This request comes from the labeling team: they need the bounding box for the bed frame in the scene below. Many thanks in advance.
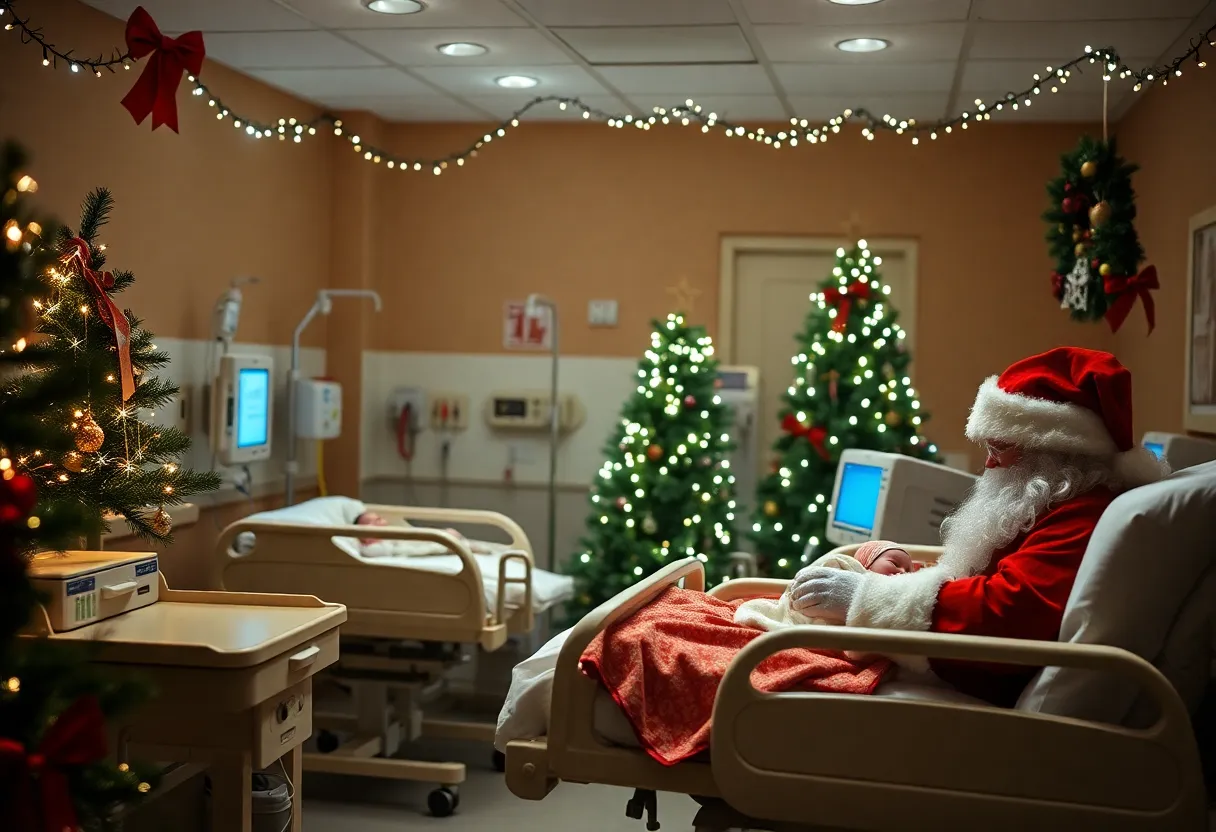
[213,503,537,815]
[505,556,1207,831]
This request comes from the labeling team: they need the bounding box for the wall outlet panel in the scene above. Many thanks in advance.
[588,299,619,327]
[389,387,428,432]
[430,392,469,431]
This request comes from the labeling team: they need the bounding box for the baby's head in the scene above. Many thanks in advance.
[355,510,388,545]
[855,540,914,575]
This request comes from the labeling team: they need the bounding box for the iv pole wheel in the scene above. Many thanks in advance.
[427,786,459,817]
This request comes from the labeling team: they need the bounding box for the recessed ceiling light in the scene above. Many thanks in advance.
[835,37,890,53]
[365,0,424,14]
[495,75,539,89]
[437,42,488,57]
[828,0,885,5]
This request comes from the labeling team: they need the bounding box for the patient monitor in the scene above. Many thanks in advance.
[826,449,977,546]
[1142,431,1216,471]
[212,354,273,465]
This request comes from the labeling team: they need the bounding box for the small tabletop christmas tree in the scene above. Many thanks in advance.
[564,314,739,619]
[749,242,941,579]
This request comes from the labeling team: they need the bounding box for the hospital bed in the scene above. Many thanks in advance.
[212,496,574,816]
[502,462,1216,831]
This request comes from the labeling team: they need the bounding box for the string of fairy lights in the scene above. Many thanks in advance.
[2,0,1214,173]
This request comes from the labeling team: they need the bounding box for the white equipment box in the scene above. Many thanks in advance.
[27,551,160,633]
[716,366,760,534]
[212,353,274,464]
[485,391,585,432]
[296,378,342,440]
[1142,431,1216,471]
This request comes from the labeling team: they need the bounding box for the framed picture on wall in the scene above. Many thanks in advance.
[1184,204,1216,434]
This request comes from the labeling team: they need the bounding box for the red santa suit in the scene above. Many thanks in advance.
[842,348,1165,704]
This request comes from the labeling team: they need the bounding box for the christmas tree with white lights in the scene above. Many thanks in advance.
[564,314,738,620]
[749,242,941,579]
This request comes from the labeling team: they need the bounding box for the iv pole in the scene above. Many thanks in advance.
[526,294,559,573]
[286,289,383,506]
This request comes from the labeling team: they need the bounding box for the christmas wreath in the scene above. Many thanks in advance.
[1044,136,1157,333]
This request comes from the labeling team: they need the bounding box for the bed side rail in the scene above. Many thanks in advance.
[363,504,534,556]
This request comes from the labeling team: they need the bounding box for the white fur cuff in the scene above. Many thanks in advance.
[846,568,951,673]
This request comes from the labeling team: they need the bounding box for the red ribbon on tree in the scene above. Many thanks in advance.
[120,6,205,133]
[821,281,872,332]
[1103,264,1159,334]
[0,696,108,832]
[782,413,830,461]
[61,237,135,401]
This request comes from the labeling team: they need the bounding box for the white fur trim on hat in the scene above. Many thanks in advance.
[964,376,1118,456]
[1113,445,1170,487]
[845,567,952,673]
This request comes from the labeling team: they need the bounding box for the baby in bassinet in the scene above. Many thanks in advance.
[735,540,914,631]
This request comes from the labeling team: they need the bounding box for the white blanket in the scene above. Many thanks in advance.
[733,552,867,631]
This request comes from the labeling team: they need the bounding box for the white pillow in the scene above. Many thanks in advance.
[1017,462,1216,724]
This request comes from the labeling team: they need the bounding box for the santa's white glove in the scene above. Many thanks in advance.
[788,567,862,624]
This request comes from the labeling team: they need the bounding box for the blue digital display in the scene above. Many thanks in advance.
[834,462,884,533]
[1144,441,1165,459]
[236,367,270,449]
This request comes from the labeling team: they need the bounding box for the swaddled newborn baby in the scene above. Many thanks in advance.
[735,541,913,631]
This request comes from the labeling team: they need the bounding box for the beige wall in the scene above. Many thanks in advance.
[1115,63,1216,438]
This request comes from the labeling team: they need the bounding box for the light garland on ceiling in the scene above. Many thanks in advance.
[2,0,1213,174]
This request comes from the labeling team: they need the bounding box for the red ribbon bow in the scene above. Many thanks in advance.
[0,696,108,832]
[120,6,205,133]
[1103,264,1158,334]
[822,281,872,332]
[782,413,830,461]
[62,237,135,401]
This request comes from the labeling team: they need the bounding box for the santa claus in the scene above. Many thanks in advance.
[789,346,1168,706]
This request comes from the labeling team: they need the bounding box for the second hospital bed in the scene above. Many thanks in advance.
[212,495,574,815]
[500,462,1216,831]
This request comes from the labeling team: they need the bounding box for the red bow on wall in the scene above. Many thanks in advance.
[120,6,206,132]
[822,281,872,332]
[781,413,830,461]
[61,237,136,401]
[1104,264,1158,334]
[0,696,108,832]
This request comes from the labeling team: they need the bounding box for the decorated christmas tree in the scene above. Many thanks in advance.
[0,152,218,830]
[564,313,739,619]
[748,242,941,579]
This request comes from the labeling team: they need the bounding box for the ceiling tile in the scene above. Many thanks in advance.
[410,64,607,96]
[754,22,967,63]
[464,94,627,120]
[515,0,737,26]
[342,28,569,66]
[598,65,774,95]
[974,0,1208,22]
[554,25,754,64]
[743,0,970,25]
[81,0,312,31]
[629,94,788,120]
[960,58,1158,95]
[956,90,1125,122]
[969,20,1193,60]
[787,93,949,122]
[246,67,431,100]
[280,0,527,28]
[203,31,384,69]
[775,62,956,94]
[314,94,490,122]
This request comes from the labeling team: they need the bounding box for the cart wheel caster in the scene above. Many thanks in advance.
[315,730,340,754]
[492,750,506,772]
[428,787,459,817]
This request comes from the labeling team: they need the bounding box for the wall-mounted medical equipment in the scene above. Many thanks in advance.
[27,551,160,632]
[1142,431,1216,471]
[295,378,342,440]
[212,353,274,465]
[715,365,760,531]
[826,449,977,547]
[485,391,585,433]
[212,275,261,345]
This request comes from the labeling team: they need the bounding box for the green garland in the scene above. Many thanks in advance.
[1043,136,1157,333]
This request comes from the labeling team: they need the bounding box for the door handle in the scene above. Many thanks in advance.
[101,581,138,599]
[288,645,321,673]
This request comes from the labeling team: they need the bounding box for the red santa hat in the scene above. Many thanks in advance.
[964,347,1166,486]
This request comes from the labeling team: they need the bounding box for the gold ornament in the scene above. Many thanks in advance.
[62,451,84,473]
[1072,229,1082,242]
[885,411,902,426]
[1088,200,1112,227]
[1098,263,1112,277]
[1080,160,1097,178]
[73,414,105,453]
[1074,242,1086,257]
[763,500,779,518]
[150,507,172,536]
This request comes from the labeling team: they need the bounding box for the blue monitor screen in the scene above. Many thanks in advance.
[236,367,270,449]
[1144,441,1165,459]
[834,462,884,533]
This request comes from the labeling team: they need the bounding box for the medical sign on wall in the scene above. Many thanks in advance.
[504,301,553,349]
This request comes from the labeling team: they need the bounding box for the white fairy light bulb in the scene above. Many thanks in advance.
[581,553,591,563]
[878,424,887,433]
[808,504,818,513]
[849,415,858,425]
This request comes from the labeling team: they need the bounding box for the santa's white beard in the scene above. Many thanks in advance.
[936,452,1116,578]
